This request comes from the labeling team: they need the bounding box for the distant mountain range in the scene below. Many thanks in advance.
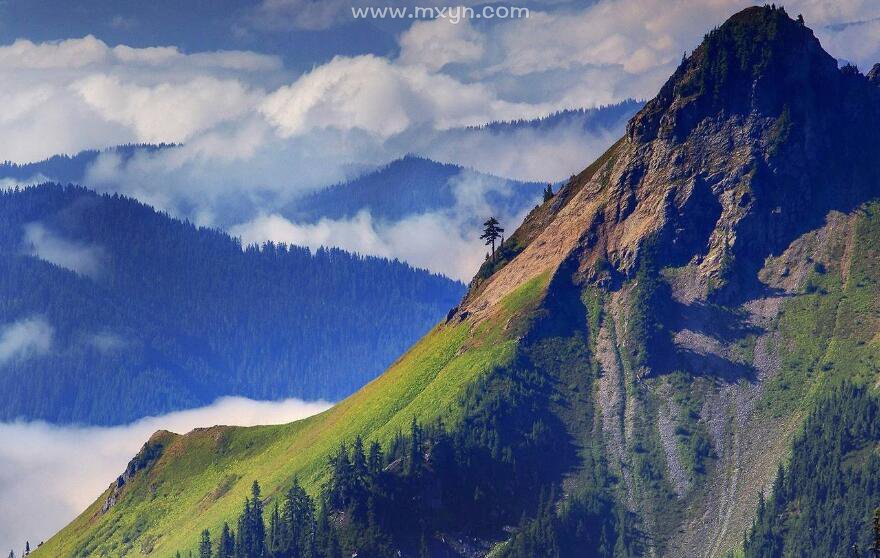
[285,155,545,223]
[0,183,463,425]
[462,100,642,134]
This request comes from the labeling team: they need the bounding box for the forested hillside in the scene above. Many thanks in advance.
[744,384,880,557]
[0,183,463,424]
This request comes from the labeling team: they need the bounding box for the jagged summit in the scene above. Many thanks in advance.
[629,5,837,143]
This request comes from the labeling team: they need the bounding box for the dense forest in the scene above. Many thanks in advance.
[743,384,880,557]
[0,183,463,424]
[181,409,626,558]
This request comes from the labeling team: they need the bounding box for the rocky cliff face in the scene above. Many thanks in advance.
[460,6,880,556]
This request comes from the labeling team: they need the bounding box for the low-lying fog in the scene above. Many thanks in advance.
[0,397,331,554]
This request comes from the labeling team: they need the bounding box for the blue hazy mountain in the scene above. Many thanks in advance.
[285,155,545,223]
[0,183,464,425]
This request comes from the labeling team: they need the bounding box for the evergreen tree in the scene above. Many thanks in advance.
[267,502,282,556]
[329,443,352,509]
[480,217,504,259]
[250,481,266,558]
[281,477,315,558]
[407,417,423,476]
[199,529,212,558]
[235,499,252,558]
[368,440,384,476]
[543,184,554,202]
[216,523,235,558]
[22,543,28,558]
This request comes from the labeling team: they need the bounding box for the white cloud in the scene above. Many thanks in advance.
[0,397,331,553]
[23,223,105,279]
[0,317,53,365]
[0,175,53,190]
[0,36,281,163]
[85,332,127,353]
[398,19,486,71]
[72,74,262,144]
[261,54,548,139]
[250,0,351,31]
[0,35,281,72]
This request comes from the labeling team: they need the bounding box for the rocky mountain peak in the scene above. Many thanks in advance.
[628,5,837,144]
[463,5,880,319]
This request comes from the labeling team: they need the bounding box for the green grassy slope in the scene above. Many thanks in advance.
[35,273,551,557]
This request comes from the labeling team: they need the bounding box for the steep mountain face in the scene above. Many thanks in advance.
[34,7,880,557]
[458,6,880,555]
[0,184,463,424]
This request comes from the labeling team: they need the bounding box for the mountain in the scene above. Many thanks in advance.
[0,144,171,185]
[284,155,544,223]
[32,6,880,557]
[0,183,464,424]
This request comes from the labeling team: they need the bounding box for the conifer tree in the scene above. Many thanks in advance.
[250,481,266,558]
[199,529,212,558]
[480,217,504,259]
[282,477,315,557]
[368,440,384,476]
[407,417,423,476]
[235,498,252,558]
[216,523,235,558]
[267,502,281,556]
[542,184,554,202]
[329,443,352,509]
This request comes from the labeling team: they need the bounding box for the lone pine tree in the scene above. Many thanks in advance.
[480,217,504,259]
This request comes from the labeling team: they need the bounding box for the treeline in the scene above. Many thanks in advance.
[0,184,463,424]
[184,415,626,558]
[743,383,880,557]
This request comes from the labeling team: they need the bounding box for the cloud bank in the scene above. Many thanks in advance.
[0,397,331,553]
